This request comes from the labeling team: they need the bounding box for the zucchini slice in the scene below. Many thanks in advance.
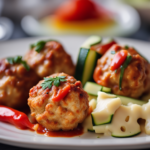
[81,35,102,49]
[84,82,111,95]
[101,86,111,93]
[91,92,121,126]
[84,82,102,96]
[74,48,100,86]
[117,95,146,106]
[91,114,113,126]
[74,36,101,86]
[84,82,146,106]
[112,132,141,138]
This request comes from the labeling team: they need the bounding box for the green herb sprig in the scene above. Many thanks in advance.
[124,45,129,50]
[7,56,30,71]
[119,55,132,90]
[30,40,58,53]
[41,76,66,90]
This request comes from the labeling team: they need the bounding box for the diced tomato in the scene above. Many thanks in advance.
[55,0,99,21]
[110,50,128,71]
[91,40,117,55]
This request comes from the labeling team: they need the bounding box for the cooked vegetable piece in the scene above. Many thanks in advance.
[84,82,102,96]
[84,82,146,106]
[81,35,101,49]
[119,55,132,90]
[91,39,117,55]
[110,50,128,71]
[91,92,121,126]
[75,36,101,85]
[84,82,111,96]
[55,0,99,21]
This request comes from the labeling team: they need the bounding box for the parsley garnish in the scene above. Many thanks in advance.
[41,76,67,90]
[30,40,58,53]
[124,45,129,49]
[7,56,30,71]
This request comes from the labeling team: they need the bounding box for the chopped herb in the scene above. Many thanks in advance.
[41,76,67,90]
[7,56,30,71]
[111,51,116,54]
[97,136,100,138]
[119,55,132,90]
[115,69,117,73]
[30,40,58,53]
[124,45,129,49]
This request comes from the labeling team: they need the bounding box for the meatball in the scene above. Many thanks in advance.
[0,58,40,108]
[93,44,150,98]
[28,73,89,131]
[24,41,75,78]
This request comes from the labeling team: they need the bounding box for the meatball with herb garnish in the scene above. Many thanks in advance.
[28,72,89,131]
[24,40,75,78]
[93,44,150,98]
[0,56,40,109]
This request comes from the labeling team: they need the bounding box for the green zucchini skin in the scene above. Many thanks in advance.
[81,35,102,49]
[84,82,146,106]
[74,48,100,86]
[91,114,113,126]
[88,129,95,132]
[84,82,111,95]
[112,131,141,138]
[75,36,101,86]
[74,48,89,82]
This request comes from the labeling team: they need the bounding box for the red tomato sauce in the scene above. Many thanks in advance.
[36,124,83,137]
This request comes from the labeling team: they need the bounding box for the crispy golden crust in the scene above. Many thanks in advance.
[0,59,40,108]
[93,44,150,98]
[28,73,89,131]
[24,41,75,78]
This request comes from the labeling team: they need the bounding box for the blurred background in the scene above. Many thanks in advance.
[0,0,150,41]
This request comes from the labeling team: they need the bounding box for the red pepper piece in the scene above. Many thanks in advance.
[110,50,128,71]
[0,105,34,130]
[52,84,71,102]
[91,40,117,55]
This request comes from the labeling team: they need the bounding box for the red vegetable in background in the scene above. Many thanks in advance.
[55,0,100,21]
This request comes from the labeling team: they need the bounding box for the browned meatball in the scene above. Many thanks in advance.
[24,41,75,78]
[93,44,150,98]
[0,58,40,108]
[28,73,89,131]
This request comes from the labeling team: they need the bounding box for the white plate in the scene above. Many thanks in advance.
[21,0,140,37]
[0,36,150,149]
